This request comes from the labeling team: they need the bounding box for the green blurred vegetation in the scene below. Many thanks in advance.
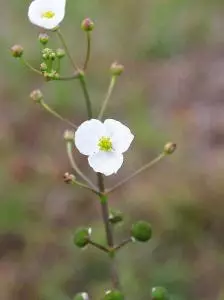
[1,0,224,299]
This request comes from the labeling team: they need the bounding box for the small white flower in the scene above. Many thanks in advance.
[75,119,134,176]
[28,0,66,30]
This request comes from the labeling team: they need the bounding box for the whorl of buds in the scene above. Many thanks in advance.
[63,172,76,184]
[81,18,94,32]
[103,290,124,300]
[110,62,124,76]
[73,292,89,300]
[164,142,176,155]
[131,221,152,242]
[73,227,92,248]
[11,45,24,58]
[151,287,170,300]
[38,33,49,45]
[30,89,43,103]
[42,48,56,60]
[44,70,59,81]
[109,209,123,225]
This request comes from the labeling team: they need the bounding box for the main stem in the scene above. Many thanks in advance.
[97,173,121,290]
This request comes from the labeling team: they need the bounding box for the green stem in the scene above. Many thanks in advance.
[40,100,77,129]
[88,240,109,253]
[107,153,166,194]
[98,76,116,120]
[79,75,93,119]
[97,173,121,290]
[66,142,98,191]
[114,238,133,251]
[20,57,42,75]
[83,31,91,71]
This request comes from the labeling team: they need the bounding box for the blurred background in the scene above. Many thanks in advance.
[1,0,224,299]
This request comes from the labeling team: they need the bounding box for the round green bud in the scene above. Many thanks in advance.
[109,209,123,225]
[38,33,49,45]
[81,18,94,31]
[74,292,89,300]
[110,62,124,76]
[164,142,176,155]
[11,45,24,58]
[151,287,169,300]
[30,89,43,103]
[131,221,152,242]
[103,290,124,300]
[63,130,75,142]
[73,227,91,248]
[40,62,48,72]
[56,48,66,59]
[42,48,55,60]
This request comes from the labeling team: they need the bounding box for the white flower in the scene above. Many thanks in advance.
[75,119,134,176]
[28,0,66,30]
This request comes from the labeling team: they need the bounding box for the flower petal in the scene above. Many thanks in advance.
[88,151,123,176]
[104,119,134,153]
[75,119,106,156]
[28,0,66,30]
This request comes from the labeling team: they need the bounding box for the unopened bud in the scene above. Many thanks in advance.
[11,45,24,58]
[56,48,66,59]
[81,18,94,32]
[131,221,152,242]
[110,62,124,76]
[38,33,49,45]
[63,130,75,142]
[103,290,124,300]
[30,89,43,103]
[164,142,176,155]
[63,172,76,184]
[74,292,89,300]
[73,227,91,248]
[151,287,170,300]
[109,209,123,225]
[44,70,59,81]
[42,48,55,60]
[40,62,48,72]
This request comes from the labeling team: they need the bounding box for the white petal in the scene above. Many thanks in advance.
[88,152,123,176]
[104,119,134,153]
[28,0,66,30]
[75,119,106,156]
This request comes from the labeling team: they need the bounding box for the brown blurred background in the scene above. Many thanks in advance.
[1,0,224,299]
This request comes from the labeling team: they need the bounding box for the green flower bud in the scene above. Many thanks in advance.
[40,62,48,72]
[103,290,124,300]
[109,209,123,225]
[42,48,55,60]
[63,130,75,142]
[44,70,59,81]
[151,287,169,300]
[56,48,66,59]
[131,221,152,242]
[30,89,43,103]
[11,45,24,58]
[74,292,89,300]
[73,227,91,248]
[38,33,49,45]
[81,18,94,32]
[110,62,124,76]
[63,172,76,184]
[164,142,176,155]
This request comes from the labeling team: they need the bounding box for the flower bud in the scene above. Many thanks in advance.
[131,221,152,242]
[11,45,24,58]
[73,227,91,248]
[81,18,94,31]
[74,292,89,300]
[44,70,59,81]
[63,172,76,184]
[42,48,55,60]
[110,62,124,76]
[30,89,43,103]
[103,290,124,300]
[40,62,48,72]
[63,130,75,142]
[164,142,176,155]
[151,287,169,300]
[56,48,66,59]
[38,33,49,45]
[109,209,123,225]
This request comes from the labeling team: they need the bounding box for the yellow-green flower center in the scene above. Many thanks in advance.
[42,11,55,19]
[98,137,113,152]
